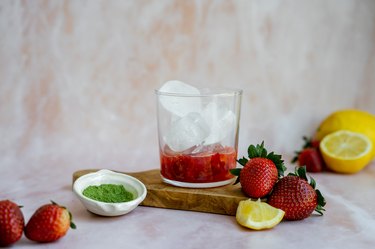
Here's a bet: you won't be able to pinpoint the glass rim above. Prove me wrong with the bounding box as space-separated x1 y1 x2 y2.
155 87 243 97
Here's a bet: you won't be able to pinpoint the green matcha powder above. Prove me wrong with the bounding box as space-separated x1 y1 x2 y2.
82 184 134 203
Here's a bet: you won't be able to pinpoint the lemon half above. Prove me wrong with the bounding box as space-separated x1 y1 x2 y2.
315 109 375 158
236 199 284 230
320 130 373 173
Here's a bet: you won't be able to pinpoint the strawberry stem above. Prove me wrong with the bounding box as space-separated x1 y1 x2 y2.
69 211 77 229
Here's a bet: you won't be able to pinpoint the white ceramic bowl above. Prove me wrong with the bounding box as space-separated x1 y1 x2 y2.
73 169 147 216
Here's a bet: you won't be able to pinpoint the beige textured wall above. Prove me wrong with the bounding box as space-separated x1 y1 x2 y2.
1 0 374 172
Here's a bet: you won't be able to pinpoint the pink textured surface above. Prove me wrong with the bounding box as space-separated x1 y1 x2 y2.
1 1 375 248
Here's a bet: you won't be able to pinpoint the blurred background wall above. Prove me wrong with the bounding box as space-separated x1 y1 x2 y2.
1 0 374 172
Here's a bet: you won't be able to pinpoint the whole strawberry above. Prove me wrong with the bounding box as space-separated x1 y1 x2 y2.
25 201 76 243
0 200 24 246
268 166 326 220
292 136 325 172
230 142 286 198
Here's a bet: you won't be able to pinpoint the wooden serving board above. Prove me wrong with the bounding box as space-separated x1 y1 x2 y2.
72 169 247 216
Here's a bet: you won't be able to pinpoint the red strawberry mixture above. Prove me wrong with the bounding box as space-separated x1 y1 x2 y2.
160 144 237 183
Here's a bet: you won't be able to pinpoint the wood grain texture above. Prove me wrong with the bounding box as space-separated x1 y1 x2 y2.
72 169 248 216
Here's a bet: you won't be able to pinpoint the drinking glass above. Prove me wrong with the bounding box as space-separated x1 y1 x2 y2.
155 87 242 188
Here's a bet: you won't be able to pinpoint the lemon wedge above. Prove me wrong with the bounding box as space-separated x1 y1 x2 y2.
320 130 373 173
236 199 284 230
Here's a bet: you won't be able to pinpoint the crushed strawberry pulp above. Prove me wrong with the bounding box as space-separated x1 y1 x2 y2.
160 144 237 183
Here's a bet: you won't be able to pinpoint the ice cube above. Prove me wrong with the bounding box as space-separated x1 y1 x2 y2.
164 112 210 152
158 80 201 117
202 102 236 145
191 143 225 155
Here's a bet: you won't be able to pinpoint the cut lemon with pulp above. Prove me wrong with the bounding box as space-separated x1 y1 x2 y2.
320 130 373 174
236 199 284 230
315 109 375 158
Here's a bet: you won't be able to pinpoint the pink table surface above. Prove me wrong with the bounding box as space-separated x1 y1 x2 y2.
1 155 375 249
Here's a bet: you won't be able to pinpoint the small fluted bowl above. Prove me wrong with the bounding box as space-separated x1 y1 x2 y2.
73 169 147 216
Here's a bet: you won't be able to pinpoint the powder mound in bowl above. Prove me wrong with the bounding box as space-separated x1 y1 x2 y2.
82 184 134 203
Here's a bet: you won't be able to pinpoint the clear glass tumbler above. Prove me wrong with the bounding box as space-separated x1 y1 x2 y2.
155 87 242 188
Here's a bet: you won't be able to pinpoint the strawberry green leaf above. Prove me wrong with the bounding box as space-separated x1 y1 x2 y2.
260 147 267 158
248 144 257 158
302 136 313 149
230 168 242 185
229 168 241 176
296 166 308 181
315 189 326 215
247 142 267 159
316 189 326 206
233 177 241 185
237 157 248 166
256 141 267 157
245 141 286 177
310 176 316 189
291 151 300 163
266 152 286 177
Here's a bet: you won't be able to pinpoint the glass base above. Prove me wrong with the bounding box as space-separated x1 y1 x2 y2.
161 175 235 188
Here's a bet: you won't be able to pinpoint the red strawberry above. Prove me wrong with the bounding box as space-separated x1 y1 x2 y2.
268 166 326 220
292 136 325 172
25 201 76 243
230 142 286 198
310 139 320 148
0 200 24 246
296 148 325 172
